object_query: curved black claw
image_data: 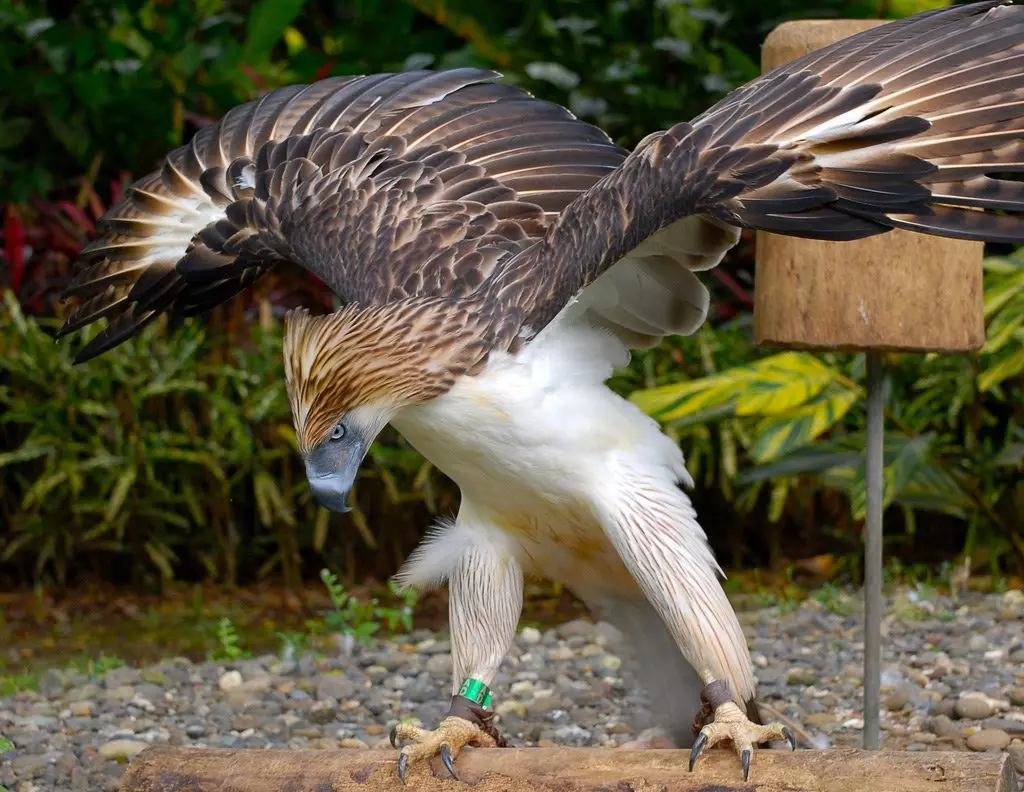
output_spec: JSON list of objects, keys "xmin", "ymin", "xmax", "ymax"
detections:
[
  {"xmin": 741, "ymin": 748, "xmax": 752, "ymax": 781},
  {"xmin": 440, "ymin": 744, "xmax": 459, "ymax": 780},
  {"xmin": 688, "ymin": 732, "xmax": 708, "ymax": 772},
  {"xmin": 390, "ymin": 725, "xmax": 399, "ymax": 749},
  {"xmin": 783, "ymin": 726, "xmax": 797, "ymax": 750},
  {"xmin": 397, "ymin": 752, "xmax": 408, "ymax": 785}
]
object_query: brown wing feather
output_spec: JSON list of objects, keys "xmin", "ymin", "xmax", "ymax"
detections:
[
  {"xmin": 61, "ymin": 69, "xmax": 626, "ymax": 362},
  {"xmin": 501, "ymin": 1, "xmax": 1024, "ymax": 337}
]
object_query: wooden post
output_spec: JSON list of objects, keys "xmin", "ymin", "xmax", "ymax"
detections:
[
  {"xmin": 755, "ymin": 20, "xmax": 985, "ymax": 354},
  {"xmin": 119, "ymin": 747, "xmax": 1017, "ymax": 792},
  {"xmin": 756, "ymin": 20, "xmax": 986, "ymax": 751}
]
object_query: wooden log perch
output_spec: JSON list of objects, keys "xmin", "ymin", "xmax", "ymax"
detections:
[{"xmin": 119, "ymin": 747, "xmax": 1018, "ymax": 792}]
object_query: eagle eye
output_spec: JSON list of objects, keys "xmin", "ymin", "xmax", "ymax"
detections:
[{"xmin": 330, "ymin": 421, "xmax": 346, "ymax": 441}]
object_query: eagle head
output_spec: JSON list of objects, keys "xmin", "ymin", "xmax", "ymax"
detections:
[{"xmin": 283, "ymin": 300, "xmax": 490, "ymax": 512}]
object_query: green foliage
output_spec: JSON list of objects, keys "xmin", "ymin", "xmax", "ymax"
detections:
[
  {"xmin": 0, "ymin": 291, "xmax": 451, "ymax": 586},
  {"xmin": 71, "ymin": 653, "xmax": 124, "ymax": 677},
  {"xmin": 210, "ymin": 617, "xmax": 250, "ymax": 661},
  {"xmin": 314, "ymin": 567, "xmax": 408, "ymax": 646},
  {"xmin": 318, "ymin": 568, "xmax": 379, "ymax": 645},
  {"xmin": 631, "ymin": 254, "xmax": 1024, "ymax": 574},
  {"xmin": 3, "ymin": 0, "xmax": 1018, "ymax": 584},
  {"xmin": 0, "ymin": 673, "xmax": 37, "ymax": 697},
  {"xmin": 812, "ymin": 582, "xmax": 855, "ymax": 616},
  {"xmin": 1, "ymin": 0, "xmax": 922, "ymax": 204}
]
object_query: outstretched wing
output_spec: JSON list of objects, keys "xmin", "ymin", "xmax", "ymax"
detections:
[
  {"xmin": 60, "ymin": 68, "xmax": 626, "ymax": 362},
  {"xmin": 500, "ymin": 1, "xmax": 1024, "ymax": 340}
]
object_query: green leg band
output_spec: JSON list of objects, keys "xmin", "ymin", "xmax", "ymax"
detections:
[{"xmin": 458, "ymin": 677, "xmax": 493, "ymax": 708}]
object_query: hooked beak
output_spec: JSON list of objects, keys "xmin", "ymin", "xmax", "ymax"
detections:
[{"xmin": 303, "ymin": 433, "xmax": 369, "ymax": 513}]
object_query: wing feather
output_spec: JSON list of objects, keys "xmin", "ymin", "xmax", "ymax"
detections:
[
  {"xmin": 61, "ymin": 70, "xmax": 626, "ymax": 361},
  {"xmin": 500, "ymin": 1, "xmax": 1024, "ymax": 338}
]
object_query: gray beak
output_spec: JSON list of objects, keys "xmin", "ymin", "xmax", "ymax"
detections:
[{"xmin": 304, "ymin": 432, "xmax": 368, "ymax": 513}]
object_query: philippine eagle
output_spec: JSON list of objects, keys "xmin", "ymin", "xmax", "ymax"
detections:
[{"xmin": 60, "ymin": 2, "xmax": 1024, "ymax": 781}]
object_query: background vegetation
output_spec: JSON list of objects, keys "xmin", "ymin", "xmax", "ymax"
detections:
[{"xmin": 1, "ymin": 0, "xmax": 1021, "ymax": 592}]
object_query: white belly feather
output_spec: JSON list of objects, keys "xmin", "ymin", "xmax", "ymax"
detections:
[
  {"xmin": 390, "ymin": 321, "xmax": 693, "ymax": 597},
  {"xmin": 391, "ymin": 319, "xmax": 756, "ymax": 702}
]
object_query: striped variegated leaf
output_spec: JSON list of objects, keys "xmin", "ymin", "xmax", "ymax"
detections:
[
  {"xmin": 631, "ymin": 351, "xmax": 843, "ymax": 423},
  {"xmin": 629, "ymin": 369, "xmax": 753, "ymax": 421},
  {"xmin": 736, "ymin": 441, "xmax": 861, "ymax": 485},
  {"xmin": 851, "ymin": 433, "xmax": 935, "ymax": 520},
  {"xmin": 895, "ymin": 461, "xmax": 975, "ymax": 519},
  {"xmin": 735, "ymin": 352, "xmax": 839, "ymax": 416},
  {"xmin": 750, "ymin": 386, "xmax": 859, "ymax": 463}
]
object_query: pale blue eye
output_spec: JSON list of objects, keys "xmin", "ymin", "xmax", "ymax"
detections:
[{"xmin": 331, "ymin": 422, "xmax": 346, "ymax": 441}]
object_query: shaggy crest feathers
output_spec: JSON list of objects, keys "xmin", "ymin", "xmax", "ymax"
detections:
[{"xmin": 283, "ymin": 299, "xmax": 492, "ymax": 453}]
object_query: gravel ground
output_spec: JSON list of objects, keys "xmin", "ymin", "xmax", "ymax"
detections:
[{"xmin": 1, "ymin": 587, "xmax": 1022, "ymax": 791}]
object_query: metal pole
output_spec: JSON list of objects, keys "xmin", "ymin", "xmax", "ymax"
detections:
[{"xmin": 863, "ymin": 350, "xmax": 884, "ymax": 750}]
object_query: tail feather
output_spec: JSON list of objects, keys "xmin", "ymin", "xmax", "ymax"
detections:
[
  {"xmin": 591, "ymin": 596, "xmax": 706, "ymax": 747},
  {"xmin": 590, "ymin": 596, "xmax": 764, "ymax": 745}
]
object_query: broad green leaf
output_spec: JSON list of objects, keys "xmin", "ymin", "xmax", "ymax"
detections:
[
  {"xmin": 736, "ymin": 443, "xmax": 861, "ymax": 484},
  {"xmin": 850, "ymin": 433, "xmax": 934, "ymax": 520},
  {"xmin": 630, "ymin": 369, "xmax": 750, "ymax": 421},
  {"xmin": 735, "ymin": 352, "xmax": 837, "ymax": 416},
  {"xmin": 894, "ymin": 460, "xmax": 975, "ymax": 519},
  {"xmin": 978, "ymin": 346, "xmax": 1024, "ymax": 392},
  {"xmin": 750, "ymin": 387, "xmax": 859, "ymax": 463},
  {"xmin": 245, "ymin": 0, "xmax": 308, "ymax": 61},
  {"xmin": 981, "ymin": 290, "xmax": 1024, "ymax": 354},
  {"xmin": 983, "ymin": 265, "xmax": 1024, "ymax": 318}
]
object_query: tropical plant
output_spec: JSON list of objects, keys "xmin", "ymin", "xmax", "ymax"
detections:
[
  {"xmin": 5, "ymin": 0, "xmax": 1020, "ymax": 586},
  {"xmin": 0, "ymin": 291, "xmax": 455, "ymax": 586},
  {"xmin": 630, "ymin": 254, "xmax": 1024, "ymax": 576}
]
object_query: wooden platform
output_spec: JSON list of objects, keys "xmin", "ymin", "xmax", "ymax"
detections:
[{"xmin": 119, "ymin": 747, "xmax": 1018, "ymax": 792}]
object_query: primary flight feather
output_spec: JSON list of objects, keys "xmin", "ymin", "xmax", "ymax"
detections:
[{"xmin": 59, "ymin": 2, "xmax": 1024, "ymax": 780}]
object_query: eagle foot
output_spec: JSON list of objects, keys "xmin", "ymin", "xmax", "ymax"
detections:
[
  {"xmin": 390, "ymin": 695, "xmax": 506, "ymax": 785},
  {"xmin": 688, "ymin": 681, "xmax": 795, "ymax": 781}
]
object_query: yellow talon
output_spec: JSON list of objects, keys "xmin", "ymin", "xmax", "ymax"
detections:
[{"xmin": 391, "ymin": 715, "xmax": 497, "ymax": 784}]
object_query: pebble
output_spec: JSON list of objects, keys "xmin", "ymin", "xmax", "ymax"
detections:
[
  {"xmin": 97, "ymin": 740, "xmax": 150, "ymax": 760},
  {"xmin": 883, "ymin": 690, "xmax": 909, "ymax": 711},
  {"xmin": 928, "ymin": 714, "xmax": 965, "ymax": 739},
  {"xmin": 0, "ymin": 588, "xmax": 1020, "ymax": 792},
  {"xmin": 217, "ymin": 671, "xmax": 242, "ymax": 692},
  {"xmin": 1008, "ymin": 741, "xmax": 1024, "ymax": 774},
  {"xmin": 520, "ymin": 627, "xmax": 542, "ymax": 645},
  {"xmin": 965, "ymin": 729, "xmax": 1011, "ymax": 752},
  {"xmin": 315, "ymin": 674, "xmax": 355, "ymax": 701},
  {"xmin": 955, "ymin": 694, "xmax": 994, "ymax": 720}
]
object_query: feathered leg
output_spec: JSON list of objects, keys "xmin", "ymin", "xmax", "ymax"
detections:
[
  {"xmin": 595, "ymin": 452, "xmax": 793, "ymax": 779},
  {"xmin": 392, "ymin": 511, "xmax": 522, "ymax": 783}
]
